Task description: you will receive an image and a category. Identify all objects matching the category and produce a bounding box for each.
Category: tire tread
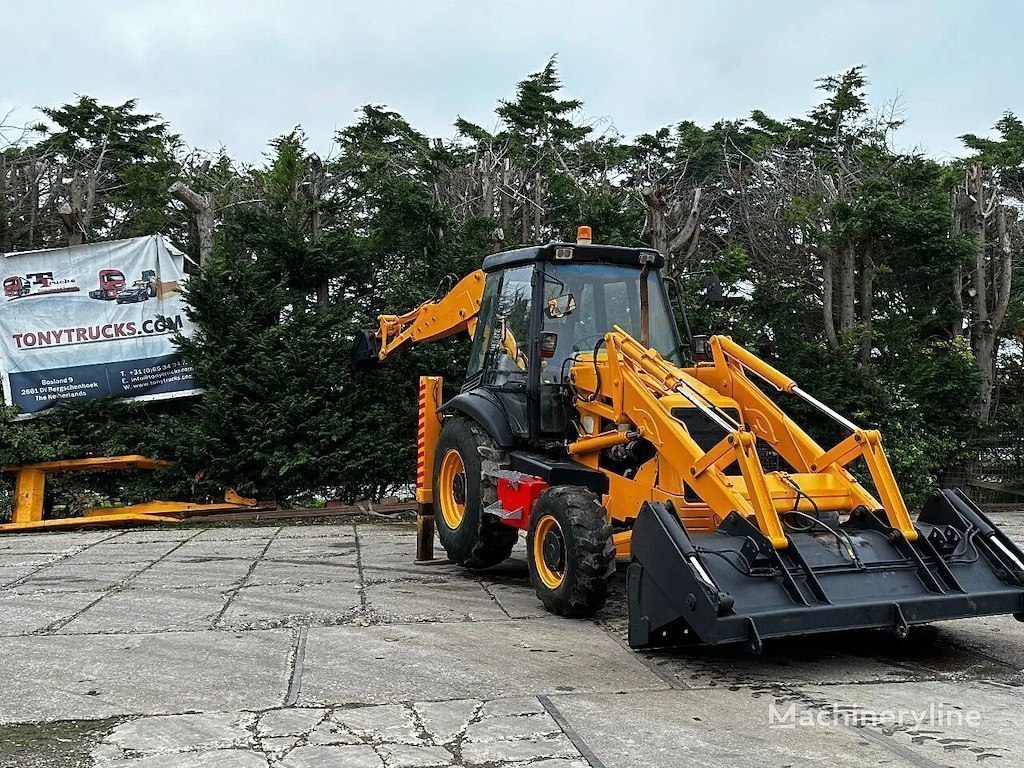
[528,485,615,617]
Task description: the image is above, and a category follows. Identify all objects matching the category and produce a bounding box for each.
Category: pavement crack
[3,529,128,589]
[211,526,282,628]
[476,578,512,619]
[35,528,206,634]
[353,523,368,615]
[445,699,484,766]
[284,626,309,707]
[115,530,208,589]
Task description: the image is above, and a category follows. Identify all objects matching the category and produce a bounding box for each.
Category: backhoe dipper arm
[371,270,485,362]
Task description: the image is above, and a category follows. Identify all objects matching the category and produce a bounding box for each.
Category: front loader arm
[371,270,485,362]
[569,328,916,549]
[610,329,1024,651]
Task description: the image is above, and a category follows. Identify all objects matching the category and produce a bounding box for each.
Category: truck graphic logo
[88,269,127,301]
[4,276,30,298]
[4,272,80,300]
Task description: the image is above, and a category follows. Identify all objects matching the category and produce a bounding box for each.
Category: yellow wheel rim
[533,515,565,589]
[438,448,467,529]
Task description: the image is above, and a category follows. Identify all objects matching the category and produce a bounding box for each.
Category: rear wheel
[527,486,615,617]
[433,417,518,569]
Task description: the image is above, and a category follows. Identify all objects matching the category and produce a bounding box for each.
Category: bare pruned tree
[953,161,1017,421]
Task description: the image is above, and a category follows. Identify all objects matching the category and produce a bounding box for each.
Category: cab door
[465,265,536,438]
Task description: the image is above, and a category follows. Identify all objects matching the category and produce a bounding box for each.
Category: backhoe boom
[369,270,485,363]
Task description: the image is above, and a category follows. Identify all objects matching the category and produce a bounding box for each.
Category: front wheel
[527,486,615,617]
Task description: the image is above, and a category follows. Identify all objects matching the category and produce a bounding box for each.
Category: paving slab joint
[33,528,207,634]
[538,695,605,768]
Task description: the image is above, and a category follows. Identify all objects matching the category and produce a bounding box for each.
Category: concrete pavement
[0,514,1022,766]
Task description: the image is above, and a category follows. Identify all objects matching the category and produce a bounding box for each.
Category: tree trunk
[993,203,1013,331]
[951,186,963,338]
[822,252,839,350]
[974,203,1015,421]
[481,151,493,220]
[958,163,1014,423]
[964,163,994,420]
[641,185,704,275]
[968,164,988,328]
[640,184,669,258]
[500,159,512,225]
[311,201,329,307]
[169,181,215,266]
[27,165,38,248]
[667,187,703,274]
[0,155,8,252]
[533,170,543,238]
[519,170,529,244]
[59,173,88,246]
[858,248,873,368]
[975,332,997,421]
[838,242,856,332]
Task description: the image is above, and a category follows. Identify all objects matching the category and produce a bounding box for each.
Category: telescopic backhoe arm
[367,270,485,363]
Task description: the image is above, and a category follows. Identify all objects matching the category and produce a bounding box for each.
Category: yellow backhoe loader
[353,227,1024,651]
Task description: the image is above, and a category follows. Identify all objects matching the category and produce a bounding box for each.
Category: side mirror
[692,334,712,362]
[539,332,558,359]
[546,293,576,319]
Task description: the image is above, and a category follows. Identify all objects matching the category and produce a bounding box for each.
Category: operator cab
[465,228,684,441]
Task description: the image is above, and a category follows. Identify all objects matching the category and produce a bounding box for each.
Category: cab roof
[481,242,664,273]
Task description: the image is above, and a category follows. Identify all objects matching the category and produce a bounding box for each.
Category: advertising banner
[0,235,200,417]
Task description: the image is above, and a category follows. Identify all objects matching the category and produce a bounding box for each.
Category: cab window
[466,273,500,382]
[538,262,681,434]
[483,265,533,388]
[541,262,680,383]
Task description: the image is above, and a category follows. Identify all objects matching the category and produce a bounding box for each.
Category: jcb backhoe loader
[353,227,1024,651]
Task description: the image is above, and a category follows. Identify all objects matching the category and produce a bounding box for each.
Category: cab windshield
[540,262,682,386]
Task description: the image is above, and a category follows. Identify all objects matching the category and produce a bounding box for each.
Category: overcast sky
[2,1,1020,163]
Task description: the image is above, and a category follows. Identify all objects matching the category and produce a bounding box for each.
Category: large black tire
[432,416,518,569]
[527,486,615,617]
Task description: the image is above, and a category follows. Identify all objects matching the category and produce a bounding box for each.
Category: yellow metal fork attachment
[1,455,257,534]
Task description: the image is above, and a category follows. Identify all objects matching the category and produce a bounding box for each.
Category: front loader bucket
[627,491,1024,652]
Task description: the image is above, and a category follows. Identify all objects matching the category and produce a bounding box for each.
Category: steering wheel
[572,333,607,353]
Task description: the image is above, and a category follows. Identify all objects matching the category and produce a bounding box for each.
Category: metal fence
[943,433,1024,510]
[756,436,1024,512]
